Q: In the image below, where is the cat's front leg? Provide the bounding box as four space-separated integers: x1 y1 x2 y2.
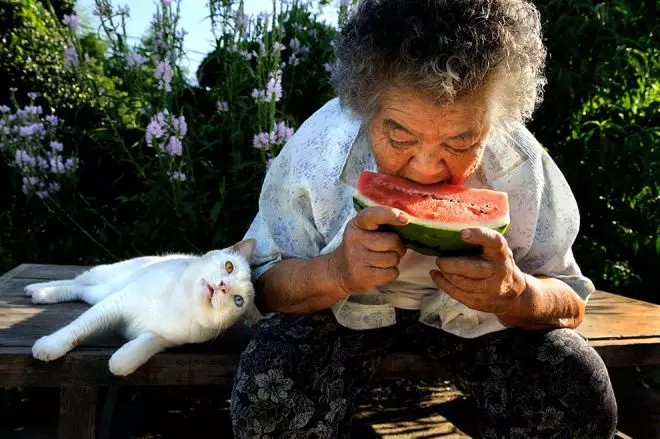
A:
32 299 122 362
108 332 170 376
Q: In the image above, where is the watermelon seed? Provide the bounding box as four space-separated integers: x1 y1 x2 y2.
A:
431 196 445 200
480 208 487 214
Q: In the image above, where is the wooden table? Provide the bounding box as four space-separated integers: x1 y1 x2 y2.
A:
2 263 660 438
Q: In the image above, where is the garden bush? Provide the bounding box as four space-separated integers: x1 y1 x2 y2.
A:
0 0 657 303
530 0 659 301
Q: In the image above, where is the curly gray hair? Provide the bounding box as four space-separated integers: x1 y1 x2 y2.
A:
331 0 547 128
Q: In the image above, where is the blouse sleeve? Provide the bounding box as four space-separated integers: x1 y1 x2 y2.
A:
515 151 596 301
242 140 326 283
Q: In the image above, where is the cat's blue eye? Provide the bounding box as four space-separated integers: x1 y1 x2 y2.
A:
233 295 244 307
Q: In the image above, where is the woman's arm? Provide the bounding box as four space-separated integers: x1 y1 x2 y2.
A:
255 206 409 314
431 228 586 331
255 254 344 314
495 274 585 329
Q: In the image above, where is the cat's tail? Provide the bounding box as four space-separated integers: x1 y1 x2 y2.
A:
25 282 115 305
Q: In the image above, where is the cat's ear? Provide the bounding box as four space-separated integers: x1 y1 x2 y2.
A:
230 238 257 262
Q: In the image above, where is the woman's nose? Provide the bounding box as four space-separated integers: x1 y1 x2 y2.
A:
405 151 447 184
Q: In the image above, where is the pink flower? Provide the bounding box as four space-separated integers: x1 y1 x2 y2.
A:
265 76 282 102
62 14 80 32
172 115 187 137
169 171 187 182
64 47 78 70
163 136 183 156
126 52 148 70
146 120 164 147
155 62 173 92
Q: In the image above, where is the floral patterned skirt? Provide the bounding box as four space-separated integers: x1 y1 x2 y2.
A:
230 309 617 439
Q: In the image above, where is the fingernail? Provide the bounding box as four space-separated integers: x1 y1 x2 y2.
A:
462 230 472 239
396 211 409 224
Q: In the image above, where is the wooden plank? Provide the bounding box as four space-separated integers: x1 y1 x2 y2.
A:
0 264 31 289
0 279 123 347
58 386 97 439
0 347 246 387
5 273 660 347
589 339 660 367
11 263 88 280
579 291 660 340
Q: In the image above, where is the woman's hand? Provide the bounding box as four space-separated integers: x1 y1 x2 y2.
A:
430 227 528 316
330 206 409 294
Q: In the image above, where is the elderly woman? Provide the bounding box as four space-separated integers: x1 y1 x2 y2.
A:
231 0 617 437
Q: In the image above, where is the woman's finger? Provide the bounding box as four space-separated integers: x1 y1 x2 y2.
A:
363 232 407 257
366 251 401 269
461 227 510 261
442 272 491 293
430 270 475 307
435 256 494 279
353 206 409 231
368 266 400 286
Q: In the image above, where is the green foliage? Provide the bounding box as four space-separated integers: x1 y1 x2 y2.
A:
529 0 659 300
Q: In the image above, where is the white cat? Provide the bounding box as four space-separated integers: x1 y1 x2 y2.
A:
24 238 261 376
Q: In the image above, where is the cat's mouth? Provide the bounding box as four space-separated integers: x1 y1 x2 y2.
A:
203 280 230 300
205 282 214 298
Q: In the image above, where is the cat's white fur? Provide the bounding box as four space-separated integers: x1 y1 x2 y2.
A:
25 238 261 376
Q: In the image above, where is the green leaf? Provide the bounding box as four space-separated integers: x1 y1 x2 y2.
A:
210 202 223 226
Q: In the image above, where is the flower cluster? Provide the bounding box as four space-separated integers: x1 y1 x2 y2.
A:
150 0 185 67
252 121 295 151
251 70 283 103
64 47 79 70
0 97 78 199
145 110 187 157
62 14 80 33
126 52 148 70
154 61 173 92
168 170 187 182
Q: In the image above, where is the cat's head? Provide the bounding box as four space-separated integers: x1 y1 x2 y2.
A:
186 238 261 330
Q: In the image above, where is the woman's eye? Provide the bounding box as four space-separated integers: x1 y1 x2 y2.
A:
388 138 416 149
225 261 234 273
233 295 244 307
445 142 477 153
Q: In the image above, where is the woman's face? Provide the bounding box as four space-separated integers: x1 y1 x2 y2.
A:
368 87 492 185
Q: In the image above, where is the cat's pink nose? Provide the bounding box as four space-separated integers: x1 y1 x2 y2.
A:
218 281 230 294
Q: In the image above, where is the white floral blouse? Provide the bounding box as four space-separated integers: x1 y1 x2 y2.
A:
243 98 595 338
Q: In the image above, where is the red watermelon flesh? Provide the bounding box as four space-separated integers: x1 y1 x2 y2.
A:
352 171 510 256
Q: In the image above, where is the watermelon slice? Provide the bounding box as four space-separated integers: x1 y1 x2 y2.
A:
352 171 510 256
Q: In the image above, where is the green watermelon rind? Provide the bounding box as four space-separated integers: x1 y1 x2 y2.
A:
352 195 510 257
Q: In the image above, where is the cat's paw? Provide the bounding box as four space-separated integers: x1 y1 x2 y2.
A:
30 287 60 304
32 335 70 362
108 351 142 376
24 282 46 297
